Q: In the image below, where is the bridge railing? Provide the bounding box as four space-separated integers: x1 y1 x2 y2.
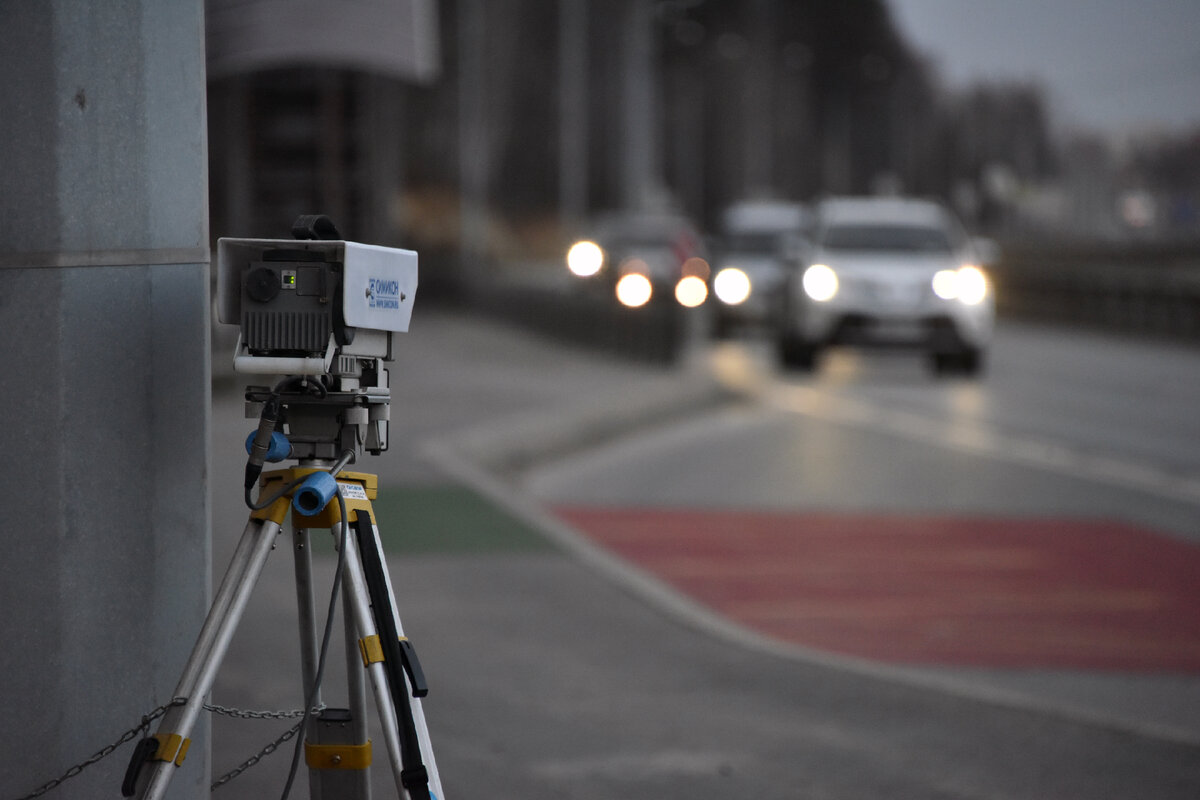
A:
990 242 1200 340
420 242 1200 366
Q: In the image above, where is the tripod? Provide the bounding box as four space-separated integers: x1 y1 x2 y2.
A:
122 384 444 800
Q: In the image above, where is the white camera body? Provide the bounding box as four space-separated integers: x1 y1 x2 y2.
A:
217 237 418 375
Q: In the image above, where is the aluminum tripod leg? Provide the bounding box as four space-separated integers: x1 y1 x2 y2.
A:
129 515 282 800
294 523 373 800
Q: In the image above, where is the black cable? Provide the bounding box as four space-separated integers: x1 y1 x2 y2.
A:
242 380 321 511
243 377 331 509
244 396 282 494
278 480 351 800
244 474 309 512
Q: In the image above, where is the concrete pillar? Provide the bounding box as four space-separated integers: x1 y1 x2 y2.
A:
621 0 660 210
0 2 211 798
559 0 589 225
458 0 489 270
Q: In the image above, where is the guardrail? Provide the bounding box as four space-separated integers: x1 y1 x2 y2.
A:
454 264 686 365
989 242 1200 340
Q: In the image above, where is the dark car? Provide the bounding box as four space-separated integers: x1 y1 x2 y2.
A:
566 210 709 308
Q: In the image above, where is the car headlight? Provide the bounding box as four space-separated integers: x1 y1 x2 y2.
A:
802 264 839 302
675 275 708 307
932 265 989 305
615 273 653 307
957 265 989 305
566 240 604 277
713 267 751 305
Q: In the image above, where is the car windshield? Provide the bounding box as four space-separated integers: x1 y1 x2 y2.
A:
722 232 782 253
822 224 954 254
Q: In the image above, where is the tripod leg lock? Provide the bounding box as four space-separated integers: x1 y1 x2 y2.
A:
305 740 373 770
120 734 191 796
358 634 429 698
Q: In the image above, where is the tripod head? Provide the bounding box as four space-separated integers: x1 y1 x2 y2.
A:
245 372 390 464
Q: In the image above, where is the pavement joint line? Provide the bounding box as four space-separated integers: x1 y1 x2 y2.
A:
421 437 1200 750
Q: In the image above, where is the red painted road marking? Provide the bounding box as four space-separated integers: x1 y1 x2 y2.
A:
553 509 1200 671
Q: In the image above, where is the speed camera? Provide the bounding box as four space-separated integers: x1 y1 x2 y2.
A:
216 219 418 375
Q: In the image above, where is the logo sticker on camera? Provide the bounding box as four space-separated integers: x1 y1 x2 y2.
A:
367 278 403 310
342 242 417 332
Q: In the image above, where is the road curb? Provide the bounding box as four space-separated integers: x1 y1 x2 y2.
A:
431 364 737 477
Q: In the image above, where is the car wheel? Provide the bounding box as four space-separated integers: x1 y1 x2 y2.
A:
778 334 820 371
931 347 985 377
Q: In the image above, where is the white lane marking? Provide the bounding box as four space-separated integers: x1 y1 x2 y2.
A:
764 383 1200 506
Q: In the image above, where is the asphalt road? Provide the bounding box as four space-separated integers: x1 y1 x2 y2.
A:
196 311 1200 799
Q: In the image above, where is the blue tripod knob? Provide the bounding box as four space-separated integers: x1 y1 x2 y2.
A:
293 471 338 516
244 430 292 463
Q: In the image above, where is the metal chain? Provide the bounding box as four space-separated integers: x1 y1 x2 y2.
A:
11 700 323 799
210 717 307 790
12 697 187 800
207 702 327 791
204 702 318 721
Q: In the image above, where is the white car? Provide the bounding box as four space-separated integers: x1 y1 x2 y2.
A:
778 197 994 375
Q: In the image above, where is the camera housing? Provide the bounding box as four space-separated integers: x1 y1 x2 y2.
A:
217 236 417 375
217 224 418 459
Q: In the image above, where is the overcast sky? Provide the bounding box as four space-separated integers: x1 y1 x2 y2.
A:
886 0 1200 137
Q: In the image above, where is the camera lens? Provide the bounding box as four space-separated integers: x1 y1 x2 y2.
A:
246 266 281 303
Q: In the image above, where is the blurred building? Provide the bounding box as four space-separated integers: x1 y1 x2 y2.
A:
208 1 1137 261
206 0 440 244
206 0 940 244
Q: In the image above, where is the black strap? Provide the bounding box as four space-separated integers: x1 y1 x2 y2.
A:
352 510 431 800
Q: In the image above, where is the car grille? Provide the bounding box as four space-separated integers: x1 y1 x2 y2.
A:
842 276 929 307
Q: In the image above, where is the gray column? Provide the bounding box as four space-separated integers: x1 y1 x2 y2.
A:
0 3 211 798
559 0 589 224
621 0 660 210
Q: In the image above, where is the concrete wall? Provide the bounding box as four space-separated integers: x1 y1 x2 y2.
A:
0 3 211 798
